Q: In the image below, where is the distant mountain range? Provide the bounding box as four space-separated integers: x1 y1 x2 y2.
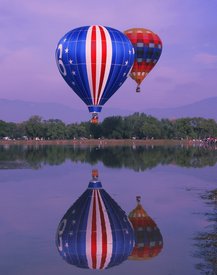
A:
0 97 216 123
144 97 217 120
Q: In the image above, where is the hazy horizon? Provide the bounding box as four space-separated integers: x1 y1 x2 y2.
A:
0 96 217 123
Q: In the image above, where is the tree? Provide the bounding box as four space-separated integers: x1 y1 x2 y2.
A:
0 120 9 138
160 119 175 139
174 118 196 139
89 123 102 139
101 116 124 138
141 116 161 139
66 123 78 139
44 119 66 140
24 116 44 138
76 122 89 138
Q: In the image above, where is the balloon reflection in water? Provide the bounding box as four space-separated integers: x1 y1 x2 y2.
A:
128 196 163 260
56 170 134 269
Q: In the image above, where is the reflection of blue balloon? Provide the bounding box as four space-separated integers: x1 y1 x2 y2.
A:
56 25 135 123
56 171 134 269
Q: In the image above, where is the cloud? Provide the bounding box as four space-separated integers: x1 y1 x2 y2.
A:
194 53 217 65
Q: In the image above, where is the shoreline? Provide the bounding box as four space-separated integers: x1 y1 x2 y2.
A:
0 139 205 147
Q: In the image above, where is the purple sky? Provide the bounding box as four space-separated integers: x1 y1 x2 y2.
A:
0 0 217 111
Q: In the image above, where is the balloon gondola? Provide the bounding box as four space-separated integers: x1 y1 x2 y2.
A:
124 28 162 93
56 25 135 123
128 196 163 260
56 170 135 269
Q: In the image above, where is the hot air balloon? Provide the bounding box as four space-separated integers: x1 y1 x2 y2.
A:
56 170 134 269
124 28 162 93
128 196 163 260
56 25 135 124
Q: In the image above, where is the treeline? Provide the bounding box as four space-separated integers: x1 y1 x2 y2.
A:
0 113 217 140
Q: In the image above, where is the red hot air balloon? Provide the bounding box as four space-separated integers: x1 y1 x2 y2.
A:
128 196 163 260
124 28 162 93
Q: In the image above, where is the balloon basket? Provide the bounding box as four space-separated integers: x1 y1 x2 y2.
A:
136 86 141 93
92 169 99 180
90 113 99 124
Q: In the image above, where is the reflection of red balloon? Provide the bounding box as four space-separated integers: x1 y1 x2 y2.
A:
128 196 163 260
124 28 162 93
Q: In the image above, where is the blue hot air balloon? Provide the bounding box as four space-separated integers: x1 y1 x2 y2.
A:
55 25 135 123
56 170 134 269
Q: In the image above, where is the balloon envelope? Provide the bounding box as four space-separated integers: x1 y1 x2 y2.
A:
56 25 135 122
56 172 134 269
124 28 162 92
128 196 163 260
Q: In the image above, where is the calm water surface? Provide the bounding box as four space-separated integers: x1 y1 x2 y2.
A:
0 145 216 275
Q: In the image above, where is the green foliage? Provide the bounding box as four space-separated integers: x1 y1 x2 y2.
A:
1 145 217 170
44 119 66 140
0 114 216 140
101 116 124 138
24 116 44 138
0 120 12 138
89 123 102 139
160 119 175 139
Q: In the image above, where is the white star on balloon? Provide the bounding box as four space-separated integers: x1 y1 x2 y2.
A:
69 59 73 64
63 38 67 42
65 48 69 53
125 60 128 65
72 71 76 75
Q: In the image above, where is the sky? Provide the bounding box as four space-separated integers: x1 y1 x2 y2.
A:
0 0 217 112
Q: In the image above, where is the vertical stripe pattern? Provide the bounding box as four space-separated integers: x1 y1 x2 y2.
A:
56 180 134 269
86 190 112 269
56 25 134 113
85 25 113 106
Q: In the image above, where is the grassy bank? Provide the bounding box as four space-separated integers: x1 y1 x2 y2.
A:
0 139 199 147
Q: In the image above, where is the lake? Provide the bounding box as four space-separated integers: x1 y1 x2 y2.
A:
0 145 216 275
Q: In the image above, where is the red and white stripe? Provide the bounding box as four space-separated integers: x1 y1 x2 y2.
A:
86 190 113 269
86 25 112 105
